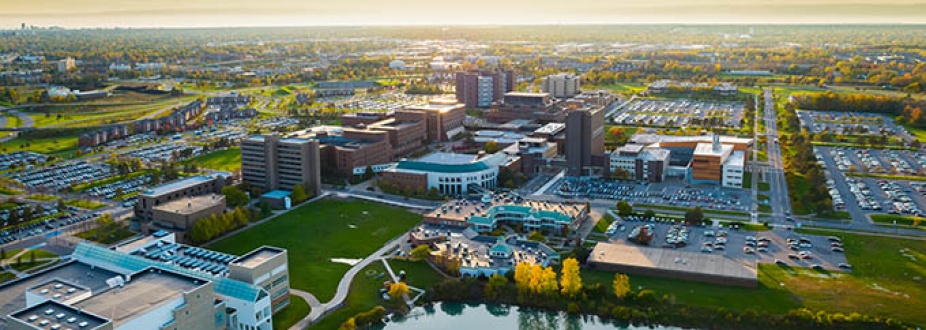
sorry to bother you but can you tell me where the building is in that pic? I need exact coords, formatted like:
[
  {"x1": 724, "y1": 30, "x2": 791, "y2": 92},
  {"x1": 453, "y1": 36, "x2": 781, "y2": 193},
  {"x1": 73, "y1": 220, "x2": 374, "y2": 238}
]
[
  {"x1": 135, "y1": 175, "x2": 227, "y2": 222},
  {"x1": 366, "y1": 119, "x2": 428, "y2": 158},
  {"x1": 565, "y1": 106, "x2": 605, "y2": 176},
  {"x1": 313, "y1": 129, "x2": 393, "y2": 177},
  {"x1": 397, "y1": 99, "x2": 466, "y2": 141},
  {"x1": 56, "y1": 57, "x2": 75, "y2": 72},
  {"x1": 380, "y1": 152, "x2": 510, "y2": 196},
  {"x1": 485, "y1": 92, "x2": 566, "y2": 124},
  {"x1": 144, "y1": 194, "x2": 227, "y2": 243},
  {"x1": 388, "y1": 60, "x2": 406, "y2": 70},
  {"x1": 541, "y1": 73, "x2": 581, "y2": 98},
  {"x1": 609, "y1": 144, "x2": 670, "y2": 182},
  {"x1": 0, "y1": 233, "x2": 291, "y2": 330},
  {"x1": 454, "y1": 70, "x2": 515, "y2": 108},
  {"x1": 240, "y1": 134, "x2": 322, "y2": 194},
  {"x1": 566, "y1": 90, "x2": 615, "y2": 108},
  {"x1": 588, "y1": 242, "x2": 757, "y2": 288},
  {"x1": 626, "y1": 133, "x2": 752, "y2": 187},
  {"x1": 424, "y1": 198, "x2": 588, "y2": 235}
]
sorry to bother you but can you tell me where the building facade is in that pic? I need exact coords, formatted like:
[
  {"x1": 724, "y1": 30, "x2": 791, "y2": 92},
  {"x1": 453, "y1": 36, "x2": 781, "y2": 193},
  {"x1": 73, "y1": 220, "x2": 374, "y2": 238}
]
[
  {"x1": 397, "y1": 99, "x2": 466, "y2": 141},
  {"x1": 145, "y1": 194, "x2": 227, "y2": 243},
  {"x1": 380, "y1": 152, "x2": 509, "y2": 196},
  {"x1": 240, "y1": 134, "x2": 322, "y2": 195},
  {"x1": 565, "y1": 106, "x2": 605, "y2": 176},
  {"x1": 541, "y1": 73, "x2": 581, "y2": 98},
  {"x1": 135, "y1": 175, "x2": 226, "y2": 222},
  {"x1": 485, "y1": 92, "x2": 566, "y2": 124},
  {"x1": 454, "y1": 70, "x2": 515, "y2": 108}
]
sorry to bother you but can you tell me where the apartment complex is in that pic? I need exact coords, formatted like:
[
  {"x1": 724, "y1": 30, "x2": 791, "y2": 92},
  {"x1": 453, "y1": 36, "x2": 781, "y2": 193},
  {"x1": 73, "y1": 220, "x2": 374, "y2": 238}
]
[
  {"x1": 454, "y1": 69, "x2": 515, "y2": 108},
  {"x1": 565, "y1": 106, "x2": 605, "y2": 176},
  {"x1": 135, "y1": 175, "x2": 227, "y2": 222},
  {"x1": 240, "y1": 134, "x2": 322, "y2": 194},
  {"x1": 541, "y1": 73, "x2": 581, "y2": 98},
  {"x1": 423, "y1": 199, "x2": 589, "y2": 234}
]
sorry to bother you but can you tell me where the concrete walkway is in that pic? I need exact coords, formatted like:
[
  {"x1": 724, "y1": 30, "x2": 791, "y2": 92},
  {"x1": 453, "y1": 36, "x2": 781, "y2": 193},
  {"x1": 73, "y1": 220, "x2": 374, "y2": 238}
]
[
  {"x1": 532, "y1": 170, "x2": 564, "y2": 196},
  {"x1": 333, "y1": 192, "x2": 437, "y2": 210}
]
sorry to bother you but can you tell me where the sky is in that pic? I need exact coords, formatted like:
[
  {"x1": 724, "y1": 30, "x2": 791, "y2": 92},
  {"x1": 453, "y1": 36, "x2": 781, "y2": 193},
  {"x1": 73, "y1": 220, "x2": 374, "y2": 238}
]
[{"x1": 3, "y1": 0, "x2": 926, "y2": 28}]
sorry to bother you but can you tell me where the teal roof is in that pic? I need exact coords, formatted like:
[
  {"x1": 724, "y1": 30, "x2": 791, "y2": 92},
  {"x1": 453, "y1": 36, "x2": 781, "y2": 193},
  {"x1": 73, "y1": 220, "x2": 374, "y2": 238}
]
[
  {"x1": 482, "y1": 205, "x2": 573, "y2": 225},
  {"x1": 489, "y1": 237, "x2": 513, "y2": 256},
  {"x1": 72, "y1": 243, "x2": 265, "y2": 302},
  {"x1": 395, "y1": 160, "x2": 489, "y2": 173},
  {"x1": 468, "y1": 216, "x2": 496, "y2": 225}
]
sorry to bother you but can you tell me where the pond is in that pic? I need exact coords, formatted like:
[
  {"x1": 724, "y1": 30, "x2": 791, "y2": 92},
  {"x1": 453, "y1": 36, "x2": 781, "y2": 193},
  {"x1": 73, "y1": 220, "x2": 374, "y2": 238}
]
[{"x1": 378, "y1": 302, "x2": 692, "y2": 330}]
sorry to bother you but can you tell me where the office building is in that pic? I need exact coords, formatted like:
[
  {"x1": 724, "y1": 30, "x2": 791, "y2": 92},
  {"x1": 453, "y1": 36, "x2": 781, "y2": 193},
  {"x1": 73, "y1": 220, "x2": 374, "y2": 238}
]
[
  {"x1": 240, "y1": 134, "x2": 322, "y2": 195},
  {"x1": 366, "y1": 118, "x2": 428, "y2": 158},
  {"x1": 397, "y1": 99, "x2": 466, "y2": 141},
  {"x1": 541, "y1": 73, "x2": 581, "y2": 98},
  {"x1": 135, "y1": 175, "x2": 227, "y2": 222},
  {"x1": 565, "y1": 106, "x2": 605, "y2": 176},
  {"x1": 609, "y1": 144, "x2": 670, "y2": 182},
  {"x1": 485, "y1": 92, "x2": 566, "y2": 124},
  {"x1": 143, "y1": 194, "x2": 227, "y2": 243},
  {"x1": 625, "y1": 133, "x2": 752, "y2": 187},
  {"x1": 455, "y1": 70, "x2": 515, "y2": 108}
]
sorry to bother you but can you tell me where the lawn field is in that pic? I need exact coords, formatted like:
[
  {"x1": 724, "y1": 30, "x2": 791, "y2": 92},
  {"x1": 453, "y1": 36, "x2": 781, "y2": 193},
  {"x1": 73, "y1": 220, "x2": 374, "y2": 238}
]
[
  {"x1": 272, "y1": 295, "x2": 310, "y2": 330},
  {"x1": 25, "y1": 194, "x2": 59, "y2": 201},
  {"x1": 75, "y1": 227, "x2": 137, "y2": 244},
  {"x1": 64, "y1": 199, "x2": 108, "y2": 210},
  {"x1": 0, "y1": 135, "x2": 79, "y2": 156},
  {"x1": 870, "y1": 214, "x2": 925, "y2": 228},
  {"x1": 183, "y1": 148, "x2": 241, "y2": 172},
  {"x1": 208, "y1": 198, "x2": 422, "y2": 302}
]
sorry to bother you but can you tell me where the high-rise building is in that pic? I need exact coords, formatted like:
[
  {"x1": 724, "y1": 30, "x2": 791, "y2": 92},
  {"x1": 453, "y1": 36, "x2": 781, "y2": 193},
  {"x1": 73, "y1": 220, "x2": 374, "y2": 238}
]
[
  {"x1": 541, "y1": 73, "x2": 581, "y2": 98},
  {"x1": 565, "y1": 106, "x2": 605, "y2": 176},
  {"x1": 455, "y1": 70, "x2": 515, "y2": 108},
  {"x1": 241, "y1": 134, "x2": 322, "y2": 195},
  {"x1": 57, "y1": 57, "x2": 75, "y2": 73}
]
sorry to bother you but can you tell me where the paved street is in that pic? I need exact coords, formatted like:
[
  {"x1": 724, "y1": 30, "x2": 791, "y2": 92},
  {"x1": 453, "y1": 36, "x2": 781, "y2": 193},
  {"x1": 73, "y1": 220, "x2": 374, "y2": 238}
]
[{"x1": 762, "y1": 88, "x2": 793, "y2": 222}]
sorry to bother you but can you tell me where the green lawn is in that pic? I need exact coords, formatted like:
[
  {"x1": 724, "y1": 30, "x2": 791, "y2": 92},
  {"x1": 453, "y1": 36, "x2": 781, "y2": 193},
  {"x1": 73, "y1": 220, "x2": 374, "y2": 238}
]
[
  {"x1": 902, "y1": 124, "x2": 926, "y2": 142},
  {"x1": 633, "y1": 203, "x2": 750, "y2": 218},
  {"x1": 0, "y1": 202, "x2": 20, "y2": 210},
  {"x1": 272, "y1": 295, "x2": 310, "y2": 330},
  {"x1": 25, "y1": 194, "x2": 60, "y2": 202},
  {"x1": 71, "y1": 170, "x2": 152, "y2": 192},
  {"x1": 75, "y1": 227, "x2": 137, "y2": 244},
  {"x1": 0, "y1": 135, "x2": 79, "y2": 156},
  {"x1": 0, "y1": 186, "x2": 24, "y2": 195},
  {"x1": 870, "y1": 214, "x2": 925, "y2": 228},
  {"x1": 1, "y1": 248, "x2": 24, "y2": 261},
  {"x1": 182, "y1": 148, "x2": 241, "y2": 172},
  {"x1": 717, "y1": 220, "x2": 771, "y2": 232},
  {"x1": 743, "y1": 171, "x2": 753, "y2": 188},
  {"x1": 4, "y1": 115, "x2": 22, "y2": 129},
  {"x1": 758, "y1": 181, "x2": 770, "y2": 191},
  {"x1": 594, "y1": 213, "x2": 615, "y2": 234},
  {"x1": 208, "y1": 199, "x2": 422, "y2": 302},
  {"x1": 0, "y1": 271, "x2": 15, "y2": 283},
  {"x1": 64, "y1": 199, "x2": 107, "y2": 210},
  {"x1": 10, "y1": 259, "x2": 58, "y2": 273},
  {"x1": 308, "y1": 262, "x2": 388, "y2": 330}
]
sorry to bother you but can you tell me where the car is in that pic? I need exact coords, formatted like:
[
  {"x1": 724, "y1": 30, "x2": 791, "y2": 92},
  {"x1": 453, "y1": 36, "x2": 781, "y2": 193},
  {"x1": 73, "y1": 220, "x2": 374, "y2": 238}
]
[
  {"x1": 700, "y1": 246, "x2": 713, "y2": 253},
  {"x1": 775, "y1": 259, "x2": 787, "y2": 265},
  {"x1": 827, "y1": 236, "x2": 842, "y2": 243},
  {"x1": 745, "y1": 241, "x2": 756, "y2": 247},
  {"x1": 787, "y1": 254, "x2": 800, "y2": 260},
  {"x1": 831, "y1": 247, "x2": 844, "y2": 253},
  {"x1": 743, "y1": 247, "x2": 755, "y2": 254},
  {"x1": 756, "y1": 247, "x2": 769, "y2": 253},
  {"x1": 838, "y1": 263, "x2": 853, "y2": 269},
  {"x1": 745, "y1": 236, "x2": 757, "y2": 242},
  {"x1": 830, "y1": 242, "x2": 843, "y2": 248},
  {"x1": 811, "y1": 264, "x2": 825, "y2": 271},
  {"x1": 757, "y1": 236, "x2": 770, "y2": 242},
  {"x1": 714, "y1": 245, "x2": 725, "y2": 251},
  {"x1": 703, "y1": 230, "x2": 715, "y2": 237},
  {"x1": 798, "y1": 251, "x2": 813, "y2": 259}
]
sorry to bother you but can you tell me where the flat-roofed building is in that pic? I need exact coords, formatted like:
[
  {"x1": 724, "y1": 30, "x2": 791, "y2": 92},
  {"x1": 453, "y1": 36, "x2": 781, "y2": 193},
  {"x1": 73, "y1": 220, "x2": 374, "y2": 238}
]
[
  {"x1": 624, "y1": 133, "x2": 752, "y2": 187},
  {"x1": 455, "y1": 70, "x2": 514, "y2": 108},
  {"x1": 397, "y1": 99, "x2": 466, "y2": 141},
  {"x1": 424, "y1": 198, "x2": 588, "y2": 235},
  {"x1": 565, "y1": 106, "x2": 605, "y2": 176},
  {"x1": 240, "y1": 134, "x2": 322, "y2": 195},
  {"x1": 588, "y1": 242, "x2": 757, "y2": 288},
  {"x1": 144, "y1": 194, "x2": 227, "y2": 243},
  {"x1": 486, "y1": 92, "x2": 566, "y2": 124},
  {"x1": 135, "y1": 175, "x2": 226, "y2": 222},
  {"x1": 380, "y1": 152, "x2": 510, "y2": 196},
  {"x1": 367, "y1": 118, "x2": 428, "y2": 158},
  {"x1": 541, "y1": 73, "x2": 580, "y2": 99},
  {"x1": 610, "y1": 144, "x2": 670, "y2": 182},
  {"x1": 227, "y1": 247, "x2": 290, "y2": 313}
]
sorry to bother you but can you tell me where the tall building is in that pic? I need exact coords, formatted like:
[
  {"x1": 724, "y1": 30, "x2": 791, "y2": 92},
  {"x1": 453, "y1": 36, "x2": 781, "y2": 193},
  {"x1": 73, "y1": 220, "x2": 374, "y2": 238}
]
[
  {"x1": 609, "y1": 144, "x2": 670, "y2": 182},
  {"x1": 56, "y1": 57, "x2": 75, "y2": 73},
  {"x1": 240, "y1": 134, "x2": 322, "y2": 195},
  {"x1": 455, "y1": 70, "x2": 515, "y2": 108},
  {"x1": 397, "y1": 99, "x2": 467, "y2": 141},
  {"x1": 565, "y1": 107, "x2": 605, "y2": 176},
  {"x1": 541, "y1": 73, "x2": 581, "y2": 98}
]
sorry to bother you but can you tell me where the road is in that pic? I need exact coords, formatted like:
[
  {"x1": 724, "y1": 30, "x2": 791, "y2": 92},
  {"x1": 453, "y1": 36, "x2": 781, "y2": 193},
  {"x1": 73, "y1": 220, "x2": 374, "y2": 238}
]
[{"x1": 762, "y1": 88, "x2": 793, "y2": 222}]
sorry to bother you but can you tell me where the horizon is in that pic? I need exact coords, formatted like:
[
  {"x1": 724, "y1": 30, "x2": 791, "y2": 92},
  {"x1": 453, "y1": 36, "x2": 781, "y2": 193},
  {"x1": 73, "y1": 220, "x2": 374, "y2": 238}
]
[{"x1": 4, "y1": 0, "x2": 926, "y2": 29}]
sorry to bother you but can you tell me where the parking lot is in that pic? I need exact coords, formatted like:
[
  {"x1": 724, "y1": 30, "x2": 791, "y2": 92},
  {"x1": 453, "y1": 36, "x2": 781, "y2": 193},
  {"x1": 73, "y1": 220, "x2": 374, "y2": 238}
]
[
  {"x1": 612, "y1": 99, "x2": 745, "y2": 129},
  {"x1": 10, "y1": 161, "x2": 112, "y2": 189},
  {"x1": 550, "y1": 177, "x2": 753, "y2": 212},
  {"x1": 606, "y1": 216, "x2": 851, "y2": 271},
  {"x1": 121, "y1": 142, "x2": 203, "y2": 163},
  {"x1": 798, "y1": 110, "x2": 913, "y2": 141},
  {"x1": 0, "y1": 151, "x2": 48, "y2": 170},
  {"x1": 86, "y1": 174, "x2": 151, "y2": 201},
  {"x1": 815, "y1": 146, "x2": 926, "y2": 217}
]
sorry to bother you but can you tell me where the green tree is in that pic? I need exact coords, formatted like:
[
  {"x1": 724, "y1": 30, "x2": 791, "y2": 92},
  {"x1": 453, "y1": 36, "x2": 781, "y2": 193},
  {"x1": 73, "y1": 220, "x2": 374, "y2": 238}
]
[
  {"x1": 560, "y1": 258, "x2": 583, "y2": 298},
  {"x1": 484, "y1": 274, "x2": 509, "y2": 300},
  {"x1": 409, "y1": 245, "x2": 431, "y2": 261},
  {"x1": 221, "y1": 186, "x2": 250, "y2": 208},
  {"x1": 291, "y1": 184, "x2": 308, "y2": 203},
  {"x1": 685, "y1": 206, "x2": 705, "y2": 224},
  {"x1": 612, "y1": 273, "x2": 631, "y2": 300},
  {"x1": 643, "y1": 209, "x2": 657, "y2": 220},
  {"x1": 616, "y1": 200, "x2": 633, "y2": 217}
]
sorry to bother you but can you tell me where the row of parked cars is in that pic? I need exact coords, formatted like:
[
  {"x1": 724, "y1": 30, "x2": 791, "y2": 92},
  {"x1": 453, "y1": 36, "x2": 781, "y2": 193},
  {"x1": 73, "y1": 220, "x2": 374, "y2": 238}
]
[
  {"x1": 0, "y1": 151, "x2": 48, "y2": 170},
  {"x1": 0, "y1": 212, "x2": 97, "y2": 244},
  {"x1": 11, "y1": 161, "x2": 112, "y2": 189},
  {"x1": 87, "y1": 175, "x2": 152, "y2": 200}
]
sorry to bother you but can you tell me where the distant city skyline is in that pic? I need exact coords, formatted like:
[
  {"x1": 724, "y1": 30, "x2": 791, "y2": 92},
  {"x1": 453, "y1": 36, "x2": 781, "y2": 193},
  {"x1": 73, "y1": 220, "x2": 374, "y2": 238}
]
[{"x1": 3, "y1": 0, "x2": 926, "y2": 28}]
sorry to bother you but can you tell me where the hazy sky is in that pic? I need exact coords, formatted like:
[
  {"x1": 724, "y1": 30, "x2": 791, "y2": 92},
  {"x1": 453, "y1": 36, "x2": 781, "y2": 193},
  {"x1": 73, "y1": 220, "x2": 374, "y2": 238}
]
[{"x1": 3, "y1": 0, "x2": 926, "y2": 28}]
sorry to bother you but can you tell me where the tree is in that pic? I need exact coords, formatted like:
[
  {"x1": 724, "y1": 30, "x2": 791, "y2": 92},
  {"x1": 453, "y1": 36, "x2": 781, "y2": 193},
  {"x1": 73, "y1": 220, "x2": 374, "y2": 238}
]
[
  {"x1": 612, "y1": 273, "x2": 631, "y2": 300},
  {"x1": 291, "y1": 184, "x2": 308, "y2": 203},
  {"x1": 484, "y1": 274, "x2": 508, "y2": 300},
  {"x1": 643, "y1": 209, "x2": 656, "y2": 220},
  {"x1": 560, "y1": 258, "x2": 583, "y2": 298},
  {"x1": 29, "y1": 250, "x2": 35, "y2": 263},
  {"x1": 616, "y1": 200, "x2": 633, "y2": 217},
  {"x1": 94, "y1": 213, "x2": 116, "y2": 241},
  {"x1": 685, "y1": 206, "x2": 705, "y2": 224},
  {"x1": 484, "y1": 140, "x2": 500, "y2": 154},
  {"x1": 514, "y1": 262, "x2": 532, "y2": 297},
  {"x1": 409, "y1": 245, "x2": 431, "y2": 261},
  {"x1": 527, "y1": 231, "x2": 545, "y2": 242},
  {"x1": 539, "y1": 266, "x2": 559, "y2": 297},
  {"x1": 388, "y1": 282, "x2": 411, "y2": 301},
  {"x1": 221, "y1": 186, "x2": 250, "y2": 208},
  {"x1": 1, "y1": 248, "x2": 5, "y2": 259}
]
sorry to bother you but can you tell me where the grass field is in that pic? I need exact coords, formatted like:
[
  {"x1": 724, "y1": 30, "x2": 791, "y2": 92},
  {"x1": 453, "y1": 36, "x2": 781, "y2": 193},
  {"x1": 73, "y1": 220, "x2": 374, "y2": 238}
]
[
  {"x1": 4, "y1": 115, "x2": 22, "y2": 129},
  {"x1": 0, "y1": 271, "x2": 15, "y2": 283},
  {"x1": 64, "y1": 199, "x2": 107, "y2": 210},
  {"x1": 25, "y1": 194, "x2": 59, "y2": 202},
  {"x1": 310, "y1": 259, "x2": 444, "y2": 330},
  {"x1": 272, "y1": 295, "x2": 310, "y2": 330},
  {"x1": 0, "y1": 135, "x2": 79, "y2": 156},
  {"x1": 594, "y1": 213, "x2": 615, "y2": 234},
  {"x1": 870, "y1": 214, "x2": 925, "y2": 228},
  {"x1": 75, "y1": 227, "x2": 137, "y2": 244},
  {"x1": 182, "y1": 148, "x2": 241, "y2": 172},
  {"x1": 633, "y1": 203, "x2": 751, "y2": 218},
  {"x1": 208, "y1": 198, "x2": 422, "y2": 302},
  {"x1": 758, "y1": 181, "x2": 770, "y2": 191}
]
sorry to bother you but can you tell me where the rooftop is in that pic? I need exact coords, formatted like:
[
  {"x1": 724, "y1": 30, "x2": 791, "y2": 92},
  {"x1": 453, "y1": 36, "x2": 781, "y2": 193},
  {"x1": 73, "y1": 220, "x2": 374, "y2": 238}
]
[
  {"x1": 394, "y1": 152, "x2": 508, "y2": 174},
  {"x1": 152, "y1": 194, "x2": 225, "y2": 215},
  {"x1": 693, "y1": 143, "x2": 733, "y2": 157},
  {"x1": 617, "y1": 144, "x2": 645, "y2": 155},
  {"x1": 427, "y1": 198, "x2": 584, "y2": 226},
  {"x1": 403, "y1": 99, "x2": 464, "y2": 113},
  {"x1": 75, "y1": 269, "x2": 206, "y2": 328},
  {"x1": 631, "y1": 133, "x2": 753, "y2": 147},
  {"x1": 140, "y1": 176, "x2": 216, "y2": 198},
  {"x1": 232, "y1": 247, "x2": 285, "y2": 269},
  {"x1": 27, "y1": 279, "x2": 89, "y2": 303},
  {"x1": 534, "y1": 122, "x2": 566, "y2": 135},
  {"x1": 724, "y1": 150, "x2": 746, "y2": 167},
  {"x1": 10, "y1": 300, "x2": 109, "y2": 330},
  {"x1": 588, "y1": 242, "x2": 757, "y2": 283},
  {"x1": 261, "y1": 190, "x2": 292, "y2": 199},
  {"x1": 0, "y1": 262, "x2": 121, "y2": 323}
]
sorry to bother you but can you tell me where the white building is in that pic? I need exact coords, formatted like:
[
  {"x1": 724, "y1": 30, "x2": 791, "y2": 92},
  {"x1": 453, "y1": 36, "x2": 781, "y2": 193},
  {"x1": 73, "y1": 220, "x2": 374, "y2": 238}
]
[
  {"x1": 381, "y1": 152, "x2": 512, "y2": 196},
  {"x1": 388, "y1": 60, "x2": 406, "y2": 70},
  {"x1": 722, "y1": 150, "x2": 746, "y2": 188},
  {"x1": 542, "y1": 73, "x2": 581, "y2": 99},
  {"x1": 609, "y1": 144, "x2": 670, "y2": 182}
]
